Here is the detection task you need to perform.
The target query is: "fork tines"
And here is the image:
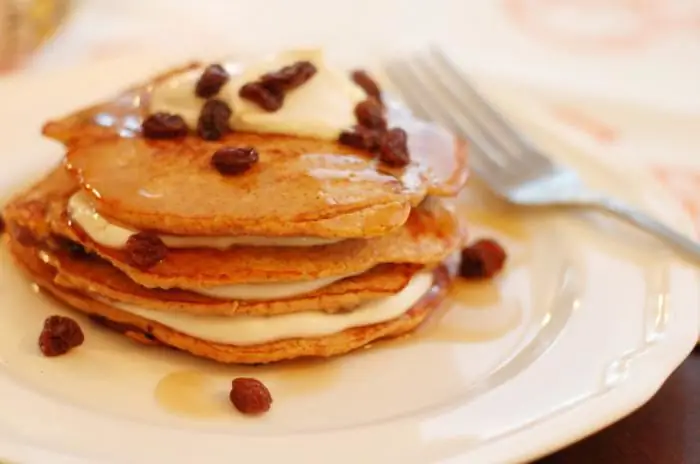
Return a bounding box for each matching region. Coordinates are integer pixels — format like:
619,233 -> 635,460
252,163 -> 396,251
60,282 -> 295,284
385,48 -> 554,185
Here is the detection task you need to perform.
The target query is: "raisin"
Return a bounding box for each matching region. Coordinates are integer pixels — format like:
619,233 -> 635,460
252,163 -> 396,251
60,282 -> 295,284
195,64 -> 230,98
65,242 -> 89,258
0,215 -> 4,235
378,128 -> 410,167
125,232 -> 167,269
459,238 -> 507,279
197,99 -> 232,140
142,113 -> 188,139
230,377 -> 272,415
354,99 -> 386,130
211,147 -> 259,175
239,83 -> 283,112
55,237 -> 91,259
240,61 -> 317,111
38,315 -> 84,356
351,69 -> 382,102
259,61 -> 317,92
11,225 -> 38,247
338,125 -> 381,151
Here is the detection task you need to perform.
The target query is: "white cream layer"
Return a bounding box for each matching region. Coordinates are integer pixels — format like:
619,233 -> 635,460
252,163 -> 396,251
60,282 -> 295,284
67,191 -> 342,249
149,49 -> 366,140
108,270 -> 432,345
195,272 -> 361,300
67,191 -> 356,300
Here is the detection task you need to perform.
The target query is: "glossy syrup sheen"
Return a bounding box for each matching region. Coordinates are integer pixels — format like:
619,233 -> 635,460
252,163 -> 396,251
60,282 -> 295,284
155,359 -> 341,419
44,64 -> 467,237
153,207 -> 531,419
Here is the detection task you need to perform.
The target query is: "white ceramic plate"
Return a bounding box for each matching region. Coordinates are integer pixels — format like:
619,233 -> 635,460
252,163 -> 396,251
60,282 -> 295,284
0,58 -> 697,464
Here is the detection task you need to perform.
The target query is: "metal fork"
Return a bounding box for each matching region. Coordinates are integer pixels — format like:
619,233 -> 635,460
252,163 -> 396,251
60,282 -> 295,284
385,48 -> 700,260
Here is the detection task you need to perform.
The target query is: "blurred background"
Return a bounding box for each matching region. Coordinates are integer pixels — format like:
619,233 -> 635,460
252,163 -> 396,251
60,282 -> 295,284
1,0 -> 699,112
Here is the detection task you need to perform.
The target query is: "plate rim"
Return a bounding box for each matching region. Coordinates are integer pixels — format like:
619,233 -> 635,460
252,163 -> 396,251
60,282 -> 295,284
0,56 -> 697,463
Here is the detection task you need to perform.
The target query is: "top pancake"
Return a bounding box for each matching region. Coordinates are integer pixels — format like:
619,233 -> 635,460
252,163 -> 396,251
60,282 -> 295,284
3,165 -> 465,288
43,64 -> 468,237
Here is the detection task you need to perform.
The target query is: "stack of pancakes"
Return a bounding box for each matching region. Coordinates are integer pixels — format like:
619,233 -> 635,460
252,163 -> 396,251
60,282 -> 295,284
3,62 -> 468,364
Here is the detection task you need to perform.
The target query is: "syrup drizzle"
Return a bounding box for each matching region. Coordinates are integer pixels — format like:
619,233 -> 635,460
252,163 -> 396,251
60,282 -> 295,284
154,207 -> 532,418
155,358 -> 342,418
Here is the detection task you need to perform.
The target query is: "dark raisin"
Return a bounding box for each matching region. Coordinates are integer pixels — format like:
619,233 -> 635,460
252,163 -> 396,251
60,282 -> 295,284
259,61 -> 317,92
240,61 -> 317,111
0,215 -> 4,235
11,225 -> 38,247
338,125 -> 381,151
60,238 -> 91,259
125,232 -> 167,269
211,147 -> 259,175
378,128 -> 410,167
239,83 -> 283,112
230,377 -> 272,415
459,239 -> 507,279
354,99 -> 386,130
89,314 -> 138,334
38,315 -> 84,356
351,69 -> 382,102
195,64 -> 230,98
197,99 -> 232,140
142,113 -> 188,139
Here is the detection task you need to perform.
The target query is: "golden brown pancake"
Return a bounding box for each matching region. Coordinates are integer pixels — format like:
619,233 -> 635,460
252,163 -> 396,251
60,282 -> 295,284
43,64 -> 468,237
9,236 -> 451,364
44,243 -> 422,316
4,166 -> 465,289
65,134 -> 416,237
4,61 -> 467,364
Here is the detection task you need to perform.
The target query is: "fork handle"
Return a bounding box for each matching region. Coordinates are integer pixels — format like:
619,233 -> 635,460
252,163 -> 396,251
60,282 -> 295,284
593,197 -> 700,260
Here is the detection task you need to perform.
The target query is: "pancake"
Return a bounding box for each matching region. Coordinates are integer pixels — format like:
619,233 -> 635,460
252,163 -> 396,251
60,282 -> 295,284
43,63 -> 468,238
9,236 -> 451,364
4,166 -> 465,289
65,134 -> 416,237
44,242 -> 421,316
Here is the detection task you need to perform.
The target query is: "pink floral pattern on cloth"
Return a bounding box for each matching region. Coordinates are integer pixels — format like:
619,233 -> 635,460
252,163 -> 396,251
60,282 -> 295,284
652,166 -> 700,237
548,104 -> 619,144
505,0 -> 700,52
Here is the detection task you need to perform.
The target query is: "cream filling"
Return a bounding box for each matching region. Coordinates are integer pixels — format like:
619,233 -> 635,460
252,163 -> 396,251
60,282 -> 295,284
149,49 -> 366,140
108,271 -> 433,345
195,272 -> 361,300
67,191 -> 342,249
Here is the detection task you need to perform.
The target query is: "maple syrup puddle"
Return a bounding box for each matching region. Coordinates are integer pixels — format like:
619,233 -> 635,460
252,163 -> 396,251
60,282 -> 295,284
464,209 -> 529,241
155,207 -> 529,418
155,371 -> 229,418
155,278 -> 525,418
374,277 -> 524,351
155,358 -> 342,418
